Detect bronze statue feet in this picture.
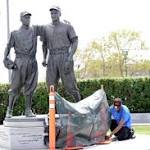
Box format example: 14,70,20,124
25,110,36,117
5,108,13,118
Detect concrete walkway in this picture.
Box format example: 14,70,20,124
0,134,150,150
0,113,150,150
83,134,150,150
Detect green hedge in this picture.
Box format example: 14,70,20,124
0,78,150,123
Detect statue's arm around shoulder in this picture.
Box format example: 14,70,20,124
33,25,48,67
33,25,45,37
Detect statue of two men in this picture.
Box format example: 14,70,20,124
4,6,81,118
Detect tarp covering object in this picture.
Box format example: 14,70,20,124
46,88,110,149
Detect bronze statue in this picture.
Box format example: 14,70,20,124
42,6,81,102
3,11,42,118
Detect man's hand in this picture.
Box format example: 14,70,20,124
42,59,47,67
105,135,111,140
109,133,113,139
67,55,73,62
64,61,71,74
64,60,72,74
3,58,17,70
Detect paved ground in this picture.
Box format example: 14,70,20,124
1,113,150,150
83,134,150,150
0,134,150,150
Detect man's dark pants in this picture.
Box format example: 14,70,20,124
110,120,132,141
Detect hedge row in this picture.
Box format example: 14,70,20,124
0,78,150,123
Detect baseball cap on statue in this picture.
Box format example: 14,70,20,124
49,5,61,12
20,11,31,17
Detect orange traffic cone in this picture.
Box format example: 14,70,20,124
49,85,56,150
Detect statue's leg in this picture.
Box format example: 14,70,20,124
70,90,81,102
61,60,81,102
6,94,19,118
6,62,21,118
25,94,36,117
24,60,38,117
46,57,59,92
63,78,81,102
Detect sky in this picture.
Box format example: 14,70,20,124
0,0,150,83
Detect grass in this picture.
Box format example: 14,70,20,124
133,125,150,135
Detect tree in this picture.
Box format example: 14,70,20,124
107,30,146,76
74,29,148,79
91,39,109,76
128,60,150,76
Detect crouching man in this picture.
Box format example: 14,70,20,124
108,98,135,141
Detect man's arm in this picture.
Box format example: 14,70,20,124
68,37,78,61
33,25,44,36
3,32,16,69
41,27,48,67
42,42,48,67
64,37,78,74
4,32,14,59
109,119,125,138
34,25,48,67
67,24,78,61
4,47,11,60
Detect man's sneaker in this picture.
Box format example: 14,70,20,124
129,128,136,139
111,136,118,141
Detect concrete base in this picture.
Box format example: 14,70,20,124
0,115,48,150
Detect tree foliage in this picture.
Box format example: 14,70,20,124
75,29,149,79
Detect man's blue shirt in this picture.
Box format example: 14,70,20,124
109,105,132,128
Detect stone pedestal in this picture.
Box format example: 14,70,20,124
0,115,48,150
